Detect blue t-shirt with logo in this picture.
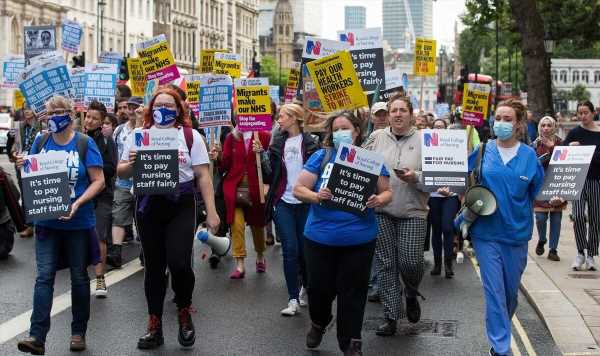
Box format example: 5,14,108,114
303,148,389,246
29,133,103,230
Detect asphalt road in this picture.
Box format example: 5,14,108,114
0,155,561,356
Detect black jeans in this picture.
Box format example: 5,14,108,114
429,196,461,259
304,238,375,351
136,194,196,317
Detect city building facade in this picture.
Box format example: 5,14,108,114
383,0,433,51
551,59,600,111
344,6,366,30
290,0,320,37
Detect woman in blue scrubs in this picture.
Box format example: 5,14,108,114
468,99,545,356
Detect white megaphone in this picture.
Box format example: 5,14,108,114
454,185,497,239
195,227,231,257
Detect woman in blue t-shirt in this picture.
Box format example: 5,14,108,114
293,111,392,356
16,96,105,355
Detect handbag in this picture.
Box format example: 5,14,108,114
236,175,252,207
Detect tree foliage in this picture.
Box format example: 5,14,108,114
569,84,591,102
260,55,289,87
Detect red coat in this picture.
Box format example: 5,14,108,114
220,131,271,226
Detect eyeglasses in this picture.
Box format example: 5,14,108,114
47,109,71,116
154,103,177,110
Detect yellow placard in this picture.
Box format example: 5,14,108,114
306,51,368,112
214,53,241,79
461,83,491,126
138,40,178,83
186,81,200,103
13,90,25,110
199,49,229,73
235,86,272,116
413,38,437,77
127,58,147,97
286,67,300,90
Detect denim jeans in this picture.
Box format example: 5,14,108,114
535,211,562,251
429,196,461,259
273,200,309,301
30,229,90,342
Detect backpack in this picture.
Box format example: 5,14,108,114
35,132,89,165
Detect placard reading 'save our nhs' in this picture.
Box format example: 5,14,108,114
21,151,71,223
132,128,179,195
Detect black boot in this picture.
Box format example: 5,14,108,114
306,322,326,349
375,318,397,336
445,257,454,279
430,256,442,276
108,244,122,269
344,339,363,356
406,296,421,324
137,315,163,349
177,306,196,347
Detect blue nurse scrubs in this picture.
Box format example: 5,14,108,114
468,140,544,355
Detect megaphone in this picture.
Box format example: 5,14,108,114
454,185,497,239
195,227,231,257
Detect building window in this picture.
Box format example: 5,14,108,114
573,70,579,83
595,71,600,83
551,70,558,82
582,70,589,83
560,70,567,83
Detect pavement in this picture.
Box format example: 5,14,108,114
523,212,600,355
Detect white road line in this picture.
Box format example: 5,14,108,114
0,259,143,344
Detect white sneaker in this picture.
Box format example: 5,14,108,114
95,276,107,299
299,287,308,307
572,254,586,271
281,299,300,316
456,251,464,264
586,256,597,271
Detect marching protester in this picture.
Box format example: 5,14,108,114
564,101,600,271
115,98,129,125
450,110,481,152
293,111,392,356
468,99,544,356
84,101,117,298
415,113,429,130
16,95,105,354
117,88,220,349
532,116,567,261
370,102,390,134
210,119,271,279
264,103,319,316
363,95,429,336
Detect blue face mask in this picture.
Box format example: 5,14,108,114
332,129,354,149
493,121,514,141
48,114,71,133
153,107,177,126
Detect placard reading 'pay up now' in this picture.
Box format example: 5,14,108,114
133,128,180,195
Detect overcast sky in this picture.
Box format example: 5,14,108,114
321,0,466,53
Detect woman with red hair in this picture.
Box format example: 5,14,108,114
117,88,220,350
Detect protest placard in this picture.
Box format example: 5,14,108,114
338,28,385,92
413,38,437,77
98,51,122,66
269,85,280,104
302,65,323,112
84,63,117,112
143,79,160,106
70,67,86,112
214,53,241,79
197,74,233,128
235,78,268,87
21,151,70,222
184,75,202,118
434,103,450,118
199,49,228,73
137,35,180,85
385,69,403,89
18,55,74,117
421,129,468,193
536,146,596,201
367,86,404,105
299,37,350,100
235,85,272,132
24,25,56,64
462,83,490,127
133,128,180,195
321,143,384,216
1,55,25,88
284,62,300,103
13,90,25,111
306,51,368,112
127,57,146,97
61,20,82,53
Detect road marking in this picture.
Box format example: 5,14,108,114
0,259,143,344
467,250,537,356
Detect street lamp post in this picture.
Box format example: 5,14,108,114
97,1,106,56
278,48,282,89
544,30,555,114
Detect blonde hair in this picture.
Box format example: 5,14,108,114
497,98,527,137
280,103,304,123
45,95,73,112
538,115,557,136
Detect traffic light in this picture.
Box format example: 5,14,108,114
72,51,85,68
119,57,129,81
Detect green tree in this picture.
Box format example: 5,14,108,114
569,84,591,102
259,55,289,87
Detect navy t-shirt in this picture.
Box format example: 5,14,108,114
303,148,389,246
29,132,103,230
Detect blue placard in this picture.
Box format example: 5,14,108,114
61,20,82,54
1,55,25,88
198,75,233,128
84,64,117,112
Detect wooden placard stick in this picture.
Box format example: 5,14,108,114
253,131,265,204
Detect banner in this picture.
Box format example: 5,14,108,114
338,28,385,92
198,74,233,128
1,55,25,88
137,35,180,84
21,151,71,222
13,90,25,111
133,128,180,195
536,146,596,201
24,25,57,63
235,86,272,132
284,62,300,103
18,54,74,117
127,57,146,97
70,67,86,112
461,83,490,127
421,129,468,193
84,63,117,112
199,48,229,73
214,53,241,79
61,20,82,54
321,143,384,216
306,51,368,112
413,38,436,77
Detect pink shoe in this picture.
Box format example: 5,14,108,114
229,269,245,279
256,260,266,273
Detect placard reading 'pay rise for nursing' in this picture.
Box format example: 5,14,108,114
133,128,180,195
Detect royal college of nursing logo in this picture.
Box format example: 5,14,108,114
340,146,357,163
553,149,568,161
135,131,150,147
23,157,38,173
424,132,439,147
339,33,355,46
305,40,321,56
